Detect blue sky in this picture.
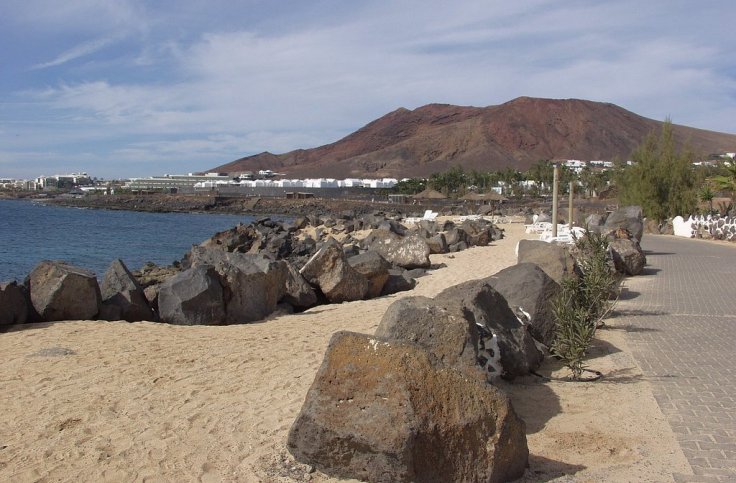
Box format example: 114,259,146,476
1,0,735,179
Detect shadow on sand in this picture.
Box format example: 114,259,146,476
516,455,587,482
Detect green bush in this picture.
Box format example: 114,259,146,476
550,230,618,379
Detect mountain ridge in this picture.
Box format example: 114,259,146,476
212,97,736,178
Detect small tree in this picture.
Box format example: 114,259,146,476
699,184,715,214
617,120,697,223
710,161,736,194
393,178,425,195
551,230,618,379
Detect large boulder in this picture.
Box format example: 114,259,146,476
365,231,431,269
288,331,528,483
585,213,607,230
484,263,561,347
300,238,369,303
199,223,256,252
282,263,318,309
435,281,543,379
99,259,156,322
347,251,391,298
517,239,577,283
609,238,647,276
604,205,644,242
443,227,467,247
426,233,448,254
27,261,101,321
376,296,486,380
380,269,417,296
188,246,288,323
0,281,30,326
459,219,494,246
158,266,226,325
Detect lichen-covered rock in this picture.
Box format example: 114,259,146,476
99,259,156,322
485,263,560,347
158,266,226,325
300,238,369,303
288,331,528,483
435,280,543,379
28,261,101,321
376,296,486,380
365,230,431,269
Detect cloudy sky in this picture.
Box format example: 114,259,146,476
1,0,735,179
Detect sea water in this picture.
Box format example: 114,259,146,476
0,199,278,282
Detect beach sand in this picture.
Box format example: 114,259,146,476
0,224,691,482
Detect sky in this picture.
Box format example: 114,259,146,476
1,0,735,180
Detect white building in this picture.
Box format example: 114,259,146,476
35,172,92,189
125,173,231,191
563,160,587,173
589,160,614,169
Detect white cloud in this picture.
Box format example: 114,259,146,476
32,37,117,69
3,0,736,179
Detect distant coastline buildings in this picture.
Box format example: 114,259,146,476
2,154,734,193
121,173,399,192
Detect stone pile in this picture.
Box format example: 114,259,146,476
583,206,647,276
287,237,562,482
1,211,505,327
287,206,650,481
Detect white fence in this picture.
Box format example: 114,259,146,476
672,215,736,241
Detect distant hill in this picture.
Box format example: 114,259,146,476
212,97,736,178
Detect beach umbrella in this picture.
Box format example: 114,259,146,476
476,192,508,202
460,192,484,201
412,188,447,200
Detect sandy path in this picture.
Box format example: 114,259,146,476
0,224,691,482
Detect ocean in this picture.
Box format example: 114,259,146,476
0,199,278,282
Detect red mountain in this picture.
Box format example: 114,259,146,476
212,97,736,178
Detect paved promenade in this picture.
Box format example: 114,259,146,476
617,235,736,482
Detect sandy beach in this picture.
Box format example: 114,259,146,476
0,223,692,482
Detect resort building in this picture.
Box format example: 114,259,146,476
124,173,231,191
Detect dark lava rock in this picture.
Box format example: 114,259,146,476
287,331,528,483
27,261,101,321
484,263,561,347
99,259,156,322
158,266,226,326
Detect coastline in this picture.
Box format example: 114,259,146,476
40,193,428,218
0,224,691,482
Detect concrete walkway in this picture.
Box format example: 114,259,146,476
617,235,736,482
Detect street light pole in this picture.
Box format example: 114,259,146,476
551,164,559,238
569,180,574,230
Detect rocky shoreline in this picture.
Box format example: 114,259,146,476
43,193,428,218
1,209,507,328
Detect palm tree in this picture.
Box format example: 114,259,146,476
710,161,736,194
699,184,715,214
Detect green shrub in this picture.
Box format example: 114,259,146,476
550,229,618,379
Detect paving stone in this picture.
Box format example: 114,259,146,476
617,235,736,481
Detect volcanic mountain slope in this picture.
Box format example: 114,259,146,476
212,97,736,178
